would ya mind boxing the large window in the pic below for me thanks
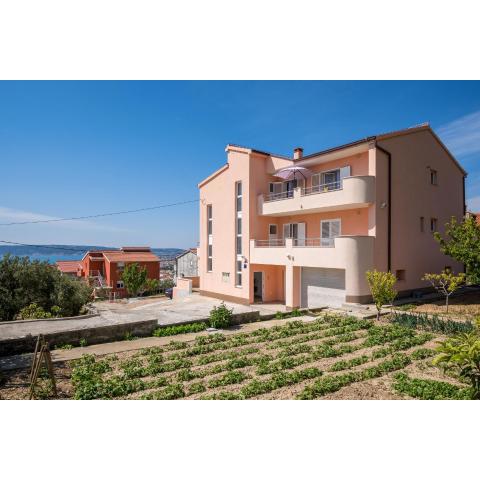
[207,205,213,272]
[235,181,242,286]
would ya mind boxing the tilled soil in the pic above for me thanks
[0,315,466,400]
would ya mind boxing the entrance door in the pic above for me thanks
[253,272,263,302]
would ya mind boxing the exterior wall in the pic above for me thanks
[107,260,160,295]
[199,148,253,303]
[249,264,285,302]
[255,208,369,241]
[176,251,198,278]
[378,130,464,292]
[198,130,466,306]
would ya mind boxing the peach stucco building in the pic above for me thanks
[198,124,466,308]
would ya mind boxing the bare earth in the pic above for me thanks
[0,313,468,400]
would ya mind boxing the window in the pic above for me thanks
[269,225,277,236]
[236,181,242,212]
[320,219,341,247]
[396,270,406,281]
[420,216,425,233]
[207,205,213,272]
[207,205,213,235]
[235,181,243,286]
[116,280,124,289]
[321,170,341,190]
[222,272,230,283]
[236,260,242,287]
[430,218,438,233]
[430,169,438,185]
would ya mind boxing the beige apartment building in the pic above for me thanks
[197,124,466,309]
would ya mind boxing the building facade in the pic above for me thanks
[174,248,199,287]
[57,246,160,297]
[198,124,466,308]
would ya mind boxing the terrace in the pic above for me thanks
[258,175,375,216]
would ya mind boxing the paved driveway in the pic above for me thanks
[0,294,260,341]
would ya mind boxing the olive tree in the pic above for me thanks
[366,270,398,321]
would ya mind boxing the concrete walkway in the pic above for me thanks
[0,293,260,342]
[0,316,314,372]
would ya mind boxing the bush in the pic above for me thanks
[0,255,92,321]
[433,319,480,399]
[19,303,53,319]
[153,322,207,337]
[366,270,397,320]
[391,312,473,334]
[208,302,233,329]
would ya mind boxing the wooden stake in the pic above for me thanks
[29,334,42,383]
[44,347,57,398]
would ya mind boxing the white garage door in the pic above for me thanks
[301,267,346,308]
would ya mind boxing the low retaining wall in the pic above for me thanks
[0,319,158,357]
[0,313,99,326]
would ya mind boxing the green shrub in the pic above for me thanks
[208,302,233,329]
[153,322,207,337]
[19,303,53,319]
[433,319,480,399]
[391,312,473,334]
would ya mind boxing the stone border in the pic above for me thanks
[0,319,158,357]
[0,313,100,326]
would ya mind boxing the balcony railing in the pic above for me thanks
[265,190,294,202]
[301,181,341,197]
[254,238,286,247]
[292,237,335,247]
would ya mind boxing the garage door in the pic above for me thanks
[301,267,346,308]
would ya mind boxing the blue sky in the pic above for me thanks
[1,81,479,249]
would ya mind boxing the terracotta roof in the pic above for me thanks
[102,250,160,263]
[56,261,82,273]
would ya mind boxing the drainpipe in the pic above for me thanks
[375,143,392,272]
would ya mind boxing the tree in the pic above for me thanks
[434,216,480,284]
[0,254,92,321]
[144,278,160,295]
[121,263,148,297]
[366,270,398,321]
[422,270,465,313]
[433,319,480,399]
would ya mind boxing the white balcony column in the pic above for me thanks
[284,237,296,308]
[285,264,294,309]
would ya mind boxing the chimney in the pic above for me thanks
[293,147,303,160]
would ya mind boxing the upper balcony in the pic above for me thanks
[257,175,375,216]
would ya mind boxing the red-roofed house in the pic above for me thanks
[56,246,160,298]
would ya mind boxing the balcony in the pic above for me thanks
[258,175,375,216]
[250,236,374,271]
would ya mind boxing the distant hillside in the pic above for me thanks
[0,245,185,263]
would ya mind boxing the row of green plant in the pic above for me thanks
[329,336,434,372]
[390,311,473,334]
[391,372,472,400]
[153,322,208,337]
[297,353,413,399]
[137,324,431,400]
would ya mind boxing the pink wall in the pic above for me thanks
[377,130,464,291]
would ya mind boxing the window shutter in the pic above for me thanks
[297,223,306,246]
[312,174,319,187]
[283,224,290,239]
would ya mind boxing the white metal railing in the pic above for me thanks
[265,190,294,202]
[293,237,335,247]
[254,238,286,247]
[301,180,342,197]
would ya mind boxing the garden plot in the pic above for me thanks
[0,314,473,400]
